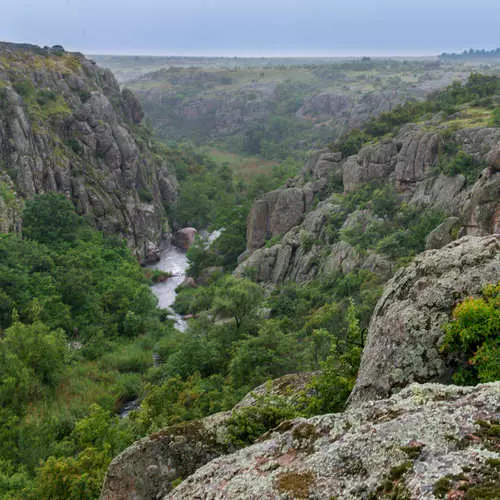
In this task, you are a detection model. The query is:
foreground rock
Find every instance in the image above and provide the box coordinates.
[101,373,314,500]
[349,235,500,406]
[168,382,500,499]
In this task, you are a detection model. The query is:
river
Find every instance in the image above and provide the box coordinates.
[118,230,221,417]
[148,243,189,331]
[147,229,222,331]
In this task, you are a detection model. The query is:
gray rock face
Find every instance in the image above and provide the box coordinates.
[463,168,500,236]
[395,128,441,192]
[101,373,314,500]
[246,188,306,251]
[0,43,177,262]
[239,123,500,285]
[167,382,500,500]
[343,141,398,192]
[349,235,500,407]
[425,216,461,249]
[101,412,233,500]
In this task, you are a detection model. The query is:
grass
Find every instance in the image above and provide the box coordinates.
[203,147,279,180]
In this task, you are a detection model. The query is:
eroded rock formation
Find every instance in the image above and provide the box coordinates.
[237,125,500,284]
[0,42,177,262]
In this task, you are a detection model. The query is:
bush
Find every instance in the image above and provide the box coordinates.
[226,394,300,446]
[440,283,500,384]
[13,80,35,99]
[438,148,486,184]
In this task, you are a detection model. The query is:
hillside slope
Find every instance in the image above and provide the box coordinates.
[0,42,177,262]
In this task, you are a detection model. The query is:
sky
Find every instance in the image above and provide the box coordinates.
[2,0,500,57]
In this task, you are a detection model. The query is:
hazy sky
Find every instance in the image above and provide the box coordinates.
[2,0,500,56]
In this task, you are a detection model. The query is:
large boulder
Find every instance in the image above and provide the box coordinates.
[172,227,197,250]
[425,216,461,250]
[348,235,500,407]
[101,412,233,500]
[246,188,306,251]
[167,382,500,499]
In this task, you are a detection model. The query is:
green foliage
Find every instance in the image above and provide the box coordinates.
[22,193,83,246]
[305,300,364,414]
[212,275,264,329]
[229,321,302,389]
[137,187,153,203]
[186,236,222,279]
[440,283,500,385]
[332,73,500,152]
[226,393,300,446]
[437,147,486,184]
[491,107,500,127]
[323,183,445,262]
[333,128,370,157]
[0,194,167,496]
[13,79,35,99]
[265,234,282,248]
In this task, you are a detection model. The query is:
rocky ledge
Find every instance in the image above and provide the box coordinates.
[167,382,500,499]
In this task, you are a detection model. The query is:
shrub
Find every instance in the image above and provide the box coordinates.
[226,394,300,446]
[13,80,35,99]
[440,283,500,384]
[22,193,82,246]
[438,148,486,184]
[138,188,153,203]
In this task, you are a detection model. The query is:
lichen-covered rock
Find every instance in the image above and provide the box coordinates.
[349,235,500,406]
[343,141,398,192]
[101,412,233,500]
[0,43,177,262]
[101,373,315,500]
[167,382,500,500]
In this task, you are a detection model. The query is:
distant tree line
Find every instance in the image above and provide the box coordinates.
[440,48,500,60]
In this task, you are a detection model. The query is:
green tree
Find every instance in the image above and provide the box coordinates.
[212,276,264,329]
[22,193,83,246]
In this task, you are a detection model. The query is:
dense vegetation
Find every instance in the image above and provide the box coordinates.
[0,194,168,498]
[441,282,500,385]
[170,144,300,271]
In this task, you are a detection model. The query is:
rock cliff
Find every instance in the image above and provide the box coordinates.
[101,373,314,500]
[0,42,177,262]
[237,124,500,284]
